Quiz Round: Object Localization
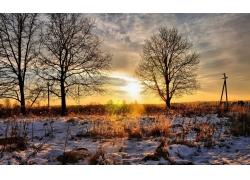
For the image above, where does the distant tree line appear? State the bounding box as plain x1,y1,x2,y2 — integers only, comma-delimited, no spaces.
0,103,145,118
1,101,241,118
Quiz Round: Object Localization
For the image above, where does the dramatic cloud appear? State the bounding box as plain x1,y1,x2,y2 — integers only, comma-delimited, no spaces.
79,13,250,104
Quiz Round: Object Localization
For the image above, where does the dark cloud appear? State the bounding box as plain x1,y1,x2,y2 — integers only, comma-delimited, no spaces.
121,36,131,43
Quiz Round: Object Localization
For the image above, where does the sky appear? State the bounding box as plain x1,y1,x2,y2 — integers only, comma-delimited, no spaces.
1,1,250,106
74,13,250,105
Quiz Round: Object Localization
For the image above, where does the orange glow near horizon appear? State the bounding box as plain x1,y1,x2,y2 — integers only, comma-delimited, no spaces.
0,74,249,107
1,90,249,107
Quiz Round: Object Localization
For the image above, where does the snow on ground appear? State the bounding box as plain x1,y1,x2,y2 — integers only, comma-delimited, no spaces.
0,113,250,165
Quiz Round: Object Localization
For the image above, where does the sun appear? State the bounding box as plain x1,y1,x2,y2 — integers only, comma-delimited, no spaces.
124,82,141,96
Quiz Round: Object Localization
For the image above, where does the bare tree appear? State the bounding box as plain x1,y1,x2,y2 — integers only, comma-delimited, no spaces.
0,13,41,115
135,27,200,109
37,14,112,116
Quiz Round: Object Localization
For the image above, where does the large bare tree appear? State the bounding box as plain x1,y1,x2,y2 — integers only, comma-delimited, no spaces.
0,13,41,115
135,27,200,109
37,14,112,116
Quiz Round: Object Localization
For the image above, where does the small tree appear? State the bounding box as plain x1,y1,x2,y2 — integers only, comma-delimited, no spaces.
135,27,200,109
38,14,112,116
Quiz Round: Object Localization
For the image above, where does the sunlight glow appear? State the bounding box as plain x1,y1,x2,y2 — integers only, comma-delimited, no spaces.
124,82,141,96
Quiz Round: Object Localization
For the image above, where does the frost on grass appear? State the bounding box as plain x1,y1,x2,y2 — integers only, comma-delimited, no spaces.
0,108,250,165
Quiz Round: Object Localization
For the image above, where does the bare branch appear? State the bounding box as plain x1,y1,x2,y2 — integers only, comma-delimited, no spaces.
38,14,112,116
135,27,200,109
0,13,40,115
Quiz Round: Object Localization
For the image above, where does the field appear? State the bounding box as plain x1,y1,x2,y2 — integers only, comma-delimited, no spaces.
0,103,250,165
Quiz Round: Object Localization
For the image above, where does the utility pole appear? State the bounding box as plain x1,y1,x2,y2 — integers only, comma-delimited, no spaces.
220,73,228,111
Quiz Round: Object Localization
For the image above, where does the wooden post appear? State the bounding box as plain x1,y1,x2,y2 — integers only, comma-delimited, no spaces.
224,74,228,111
219,73,228,111
220,81,225,103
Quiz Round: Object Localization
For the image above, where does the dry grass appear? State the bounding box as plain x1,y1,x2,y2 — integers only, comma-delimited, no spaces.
0,137,28,151
77,118,127,139
0,118,29,152
230,113,250,136
127,126,143,140
143,138,169,161
170,138,196,148
195,122,216,148
149,121,171,137
57,150,90,165
88,146,106,165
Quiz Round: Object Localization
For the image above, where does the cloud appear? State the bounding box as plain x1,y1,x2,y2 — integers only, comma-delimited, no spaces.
106,76,129,87
83,13,250,102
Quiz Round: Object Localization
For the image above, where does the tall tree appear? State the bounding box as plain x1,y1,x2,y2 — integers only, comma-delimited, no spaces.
135,27,200,109
38,14,112,116
0,13,41,115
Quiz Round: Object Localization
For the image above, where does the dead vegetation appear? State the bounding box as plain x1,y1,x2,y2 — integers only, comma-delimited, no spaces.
230,112,250,136
143,138,169,161
57,150,90,165
0,118,29,154
0,103,249,165
88,146,107,165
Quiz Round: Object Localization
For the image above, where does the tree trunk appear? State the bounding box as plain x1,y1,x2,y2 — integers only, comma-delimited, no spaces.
19,80,26,115
166,99,171,109
166,76,171,109
60,80,67,116
20,93,26,115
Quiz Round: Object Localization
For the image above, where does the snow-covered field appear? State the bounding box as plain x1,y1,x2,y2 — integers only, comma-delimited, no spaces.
1,112,250,166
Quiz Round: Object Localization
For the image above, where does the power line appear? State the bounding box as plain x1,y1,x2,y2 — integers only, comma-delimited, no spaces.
198,74,250,79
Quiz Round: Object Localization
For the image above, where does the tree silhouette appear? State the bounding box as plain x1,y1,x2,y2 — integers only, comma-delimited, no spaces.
135,27,200,109
37,14,112,116
0,13,41,115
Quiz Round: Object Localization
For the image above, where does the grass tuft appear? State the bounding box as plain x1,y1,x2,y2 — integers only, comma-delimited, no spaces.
88,146,106,165
57,150,90,165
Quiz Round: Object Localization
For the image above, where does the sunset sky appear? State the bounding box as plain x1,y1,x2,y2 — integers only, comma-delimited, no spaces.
73,13,250,105
1,2,250,106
